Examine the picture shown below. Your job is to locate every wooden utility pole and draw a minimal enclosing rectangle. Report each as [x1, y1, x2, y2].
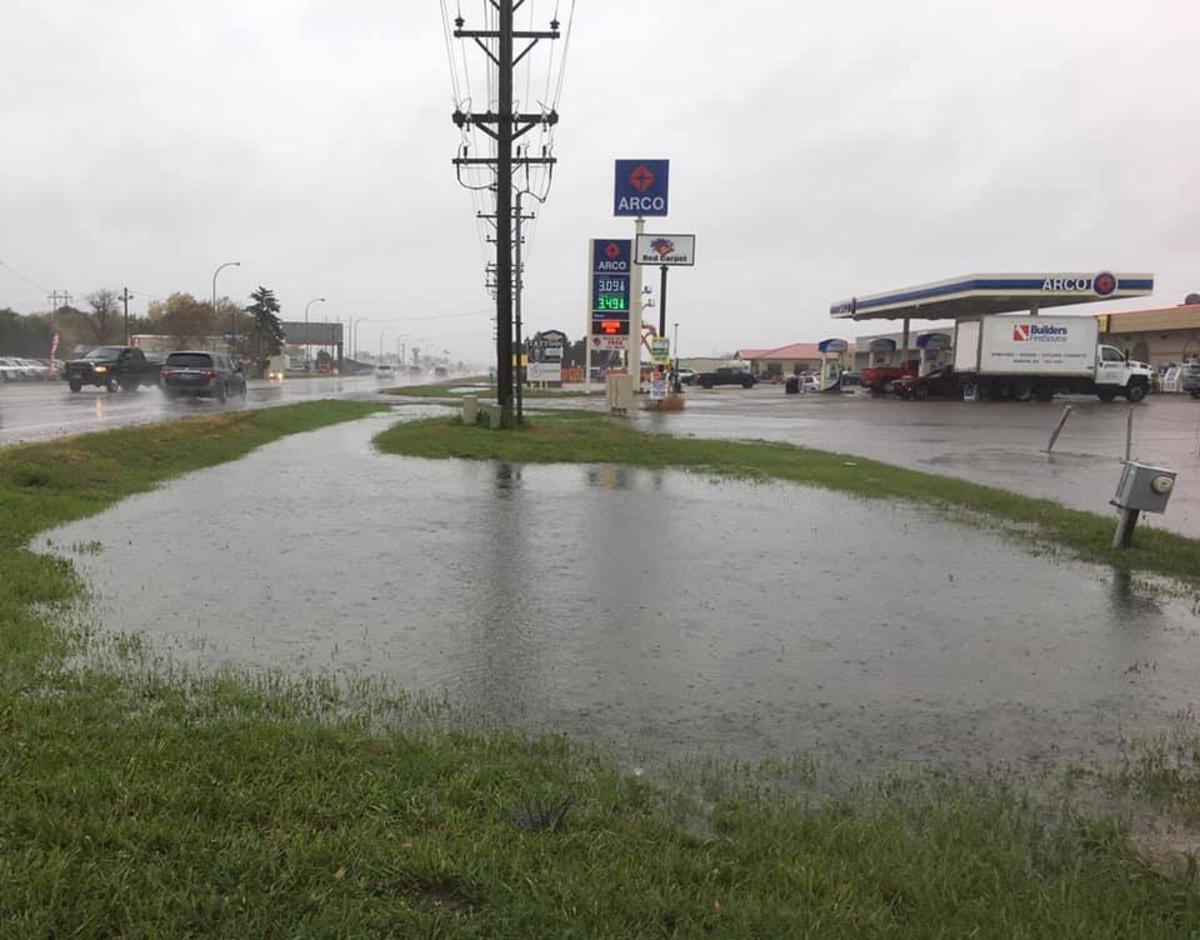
[451, 6, 559, 426]
[119, 287, 134, 344]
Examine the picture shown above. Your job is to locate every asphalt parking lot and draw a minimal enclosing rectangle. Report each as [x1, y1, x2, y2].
[636, 386, 1200, 537]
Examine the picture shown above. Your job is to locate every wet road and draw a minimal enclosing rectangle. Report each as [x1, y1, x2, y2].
[0, 373, 401, 446]
[636, 387, 1200, 537]
[41, 411, 1200, 773]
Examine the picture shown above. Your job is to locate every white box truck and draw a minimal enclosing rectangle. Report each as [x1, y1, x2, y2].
[948, 316, 1152, 402]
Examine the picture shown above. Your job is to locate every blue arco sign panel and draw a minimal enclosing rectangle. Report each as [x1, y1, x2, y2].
[614, 160, 669, 217]
[590, 238, 631, 336]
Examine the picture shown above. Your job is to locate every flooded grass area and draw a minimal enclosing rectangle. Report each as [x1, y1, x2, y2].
[41, 411, 1200, 774]
[7, 406, 1200, 933]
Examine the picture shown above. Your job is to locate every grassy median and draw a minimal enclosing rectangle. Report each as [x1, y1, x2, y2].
[2, 405, 1200, 934]
[375, 409, 1200, 590]
[384, 381, 593, 399]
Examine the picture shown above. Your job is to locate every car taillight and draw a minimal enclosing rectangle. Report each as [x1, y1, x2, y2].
[162, 368, 174, 377]
[203, 370, 216, 379]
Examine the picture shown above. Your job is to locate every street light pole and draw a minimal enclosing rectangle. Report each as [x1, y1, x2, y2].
[212, 261, 240, 355]
[304, 297, 326, 372]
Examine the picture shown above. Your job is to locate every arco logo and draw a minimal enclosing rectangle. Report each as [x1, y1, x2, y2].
[1094, 271, 1117, 296]
[629, 164, 656, 193]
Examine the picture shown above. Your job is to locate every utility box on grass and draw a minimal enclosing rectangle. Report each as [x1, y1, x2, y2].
[1113, 462, 1176, 514]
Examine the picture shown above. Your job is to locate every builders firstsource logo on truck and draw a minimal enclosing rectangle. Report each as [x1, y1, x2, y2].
[1013, 323, 1069, 343]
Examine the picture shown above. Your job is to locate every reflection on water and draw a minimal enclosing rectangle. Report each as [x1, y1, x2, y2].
[41, 410, 1200, 771]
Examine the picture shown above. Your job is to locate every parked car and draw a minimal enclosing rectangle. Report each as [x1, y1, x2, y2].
[0, 358, 25, 381]
[65, 346, 163, 392]
[161, 351, 247, 402]
[376, 364, 395, 380]
[1182, 361, 1200, 399]
[22, 358, 52, 379]
[696, 367, 757, 389]
[676, 368, 697, 385]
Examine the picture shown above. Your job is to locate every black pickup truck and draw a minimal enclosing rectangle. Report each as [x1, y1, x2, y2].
[65, 346, 163, 393]
[696, 367, 757, 389]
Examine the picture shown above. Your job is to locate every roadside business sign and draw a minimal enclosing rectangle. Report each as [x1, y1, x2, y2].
[650, 337, 671, 365]
[634, 234, 695, 267]
[589, 238, 632, 338]
[614, 159, 669, 217]
[528, 361, 562, 383]
[590, 334, 628, 351]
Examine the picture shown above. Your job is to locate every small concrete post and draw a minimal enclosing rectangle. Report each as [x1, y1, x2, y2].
[1044, 405, 1073, 453]
[1125, 408, 1134, 463]
[462, 395, 478, 425]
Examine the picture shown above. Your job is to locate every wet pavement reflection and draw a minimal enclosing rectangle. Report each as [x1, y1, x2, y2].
[40, 410, 1200, 772]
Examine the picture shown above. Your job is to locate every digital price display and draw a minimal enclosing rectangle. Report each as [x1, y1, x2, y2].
[592, 319, 630, 336]
[595, 294, 628, 312]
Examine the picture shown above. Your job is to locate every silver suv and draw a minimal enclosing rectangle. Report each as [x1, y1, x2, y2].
[1182, 361, 1200, 400]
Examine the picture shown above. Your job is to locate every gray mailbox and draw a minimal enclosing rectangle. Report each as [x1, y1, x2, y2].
[1113, 462, 1176, 514]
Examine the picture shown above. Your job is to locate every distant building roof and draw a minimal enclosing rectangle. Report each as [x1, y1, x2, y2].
[1099, 303, 1200, 334]
[756, 342, 822, 360]
[735, 348, 773, 359]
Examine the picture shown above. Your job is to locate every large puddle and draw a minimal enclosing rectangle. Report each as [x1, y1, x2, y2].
[39, 410, 1200, 771]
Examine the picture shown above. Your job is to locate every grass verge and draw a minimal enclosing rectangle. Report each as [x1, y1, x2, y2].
[375, 409, 1200, 589]
[384, 381, 594, 399]
[2, 404, 1199, 934]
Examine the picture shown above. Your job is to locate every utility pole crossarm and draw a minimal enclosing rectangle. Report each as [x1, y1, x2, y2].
[453, 156, 556, 166]
[453, 29, 559, 40]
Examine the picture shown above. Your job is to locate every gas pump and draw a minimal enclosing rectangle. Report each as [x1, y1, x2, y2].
[817, 338, 848, 392]
[868, 337, 897, 367]
[915, 333, 952, 377]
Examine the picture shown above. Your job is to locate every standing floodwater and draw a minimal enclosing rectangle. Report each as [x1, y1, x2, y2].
[41, 411, 1200, 770]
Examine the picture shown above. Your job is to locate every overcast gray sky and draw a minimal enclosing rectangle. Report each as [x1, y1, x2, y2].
[2, 1, 1197, 361]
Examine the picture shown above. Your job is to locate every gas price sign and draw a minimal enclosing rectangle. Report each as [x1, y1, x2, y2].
[589, 239, 631, 337]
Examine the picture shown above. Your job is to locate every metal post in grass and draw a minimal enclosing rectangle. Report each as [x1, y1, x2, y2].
[1044, 404, 1073, 453]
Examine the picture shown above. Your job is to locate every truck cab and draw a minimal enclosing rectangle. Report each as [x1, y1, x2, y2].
[1095, 345, 1152, 402]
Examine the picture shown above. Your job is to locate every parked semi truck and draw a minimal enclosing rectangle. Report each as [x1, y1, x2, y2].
[896, 316, 1152, 402]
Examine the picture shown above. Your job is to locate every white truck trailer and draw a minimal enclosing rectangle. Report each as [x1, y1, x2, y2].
[952, 316, 1151, 402]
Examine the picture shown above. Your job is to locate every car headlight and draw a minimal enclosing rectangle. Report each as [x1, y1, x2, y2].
[93, 365, 108, 373]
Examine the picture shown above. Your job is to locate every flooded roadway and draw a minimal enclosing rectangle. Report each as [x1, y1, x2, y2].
[40, 409, 1200, 773]
[0, 372, 407, 446]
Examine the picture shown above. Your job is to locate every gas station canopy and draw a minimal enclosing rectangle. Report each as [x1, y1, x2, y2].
[830, 272, 1154, 321]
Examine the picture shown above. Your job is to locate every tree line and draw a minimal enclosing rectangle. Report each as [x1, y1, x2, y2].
[0, 287, 285, 362]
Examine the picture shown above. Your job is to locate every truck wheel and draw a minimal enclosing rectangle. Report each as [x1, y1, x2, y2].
[741, 378, 753, 389]
[1124, 383, 1147, 403]
[68, 377, 82, 393]
[1096, 387, 1118, 403]
[105, 377, 119, 393]
[1034, 386, 1054, 403]
[1012, 382, 1034, 402]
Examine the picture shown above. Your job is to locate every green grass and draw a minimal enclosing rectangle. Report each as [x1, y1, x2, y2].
[385, 381, 594, 399]
[375, 409, 1200, 589]
[2, 404, 1200, 934]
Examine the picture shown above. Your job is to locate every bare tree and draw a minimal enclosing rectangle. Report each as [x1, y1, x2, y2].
[86, 289, 121, 344]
